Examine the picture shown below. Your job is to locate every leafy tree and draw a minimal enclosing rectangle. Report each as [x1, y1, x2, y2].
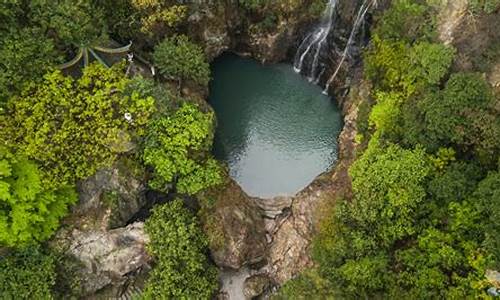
[0, 147, 77, 247]
[0, 246, 56, 299]
[312, 142, 431, 296]
[471, 170, 500, 266]
[0, 28, 60, 106]
[373, 0, 435, 42]
[142, 103, 222, 195]
[347, 141, 432, 246]
[143, 199, 218, 299]
[29, 0, 105, 47]
[131, 0, 187, 35]
[0, 0, 104, 105]
[2, 63, 156, 187]
[365, 37, 454, 95]
[153, 35, 210, 86]
[417, 73, 499, 162]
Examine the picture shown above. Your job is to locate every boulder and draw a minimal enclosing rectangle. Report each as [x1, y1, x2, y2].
[243, 274, 271, 299]
[198, 178, 268, 270]
[51, 222, 150, 297]
[72, 157, 147, 230]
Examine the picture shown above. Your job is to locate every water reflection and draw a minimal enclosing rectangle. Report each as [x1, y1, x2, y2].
[210, 54, 343, 198]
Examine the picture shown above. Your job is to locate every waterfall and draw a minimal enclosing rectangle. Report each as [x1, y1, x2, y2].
[293, 0, 338, 80]
[323, 0, 376, 93]
[293, 0, 377, 94]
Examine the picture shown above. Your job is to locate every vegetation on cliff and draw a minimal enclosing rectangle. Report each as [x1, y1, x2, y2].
[142, 199, 218, 299]
[0, 1, 223, 298]
[280, 0, 500, 298]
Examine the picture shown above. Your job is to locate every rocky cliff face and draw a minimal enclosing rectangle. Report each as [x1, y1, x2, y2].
[185, 1, 325, 63]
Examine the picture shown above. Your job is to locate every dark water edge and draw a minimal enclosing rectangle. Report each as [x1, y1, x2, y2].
[209, 53, 343, 198]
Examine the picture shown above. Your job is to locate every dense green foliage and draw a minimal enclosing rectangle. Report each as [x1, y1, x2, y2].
[143, 199, 218, 299]
[0, 147, 77, 247]
[288, 0, 500, 298]
[143, 103, 222, 195]
[0, 0, 104, 105]
[469, 0, 500, 14]
[153, 35, 211, 86]
[0, 246, 56, 299]
[2, 63, 155, 187]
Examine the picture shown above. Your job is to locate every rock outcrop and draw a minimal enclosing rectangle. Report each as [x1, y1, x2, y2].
[243, 274, 271, 299]
[51, 222, 150, 297]
[185, 1, 325, 63]
[72, 157, 147, 230]
[198, 178, 268, 270]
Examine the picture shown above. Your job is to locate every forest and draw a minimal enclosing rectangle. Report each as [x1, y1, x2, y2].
[0, 0, 499, 299]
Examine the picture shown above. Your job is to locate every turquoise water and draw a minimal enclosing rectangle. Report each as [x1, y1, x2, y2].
[210, 54, 343, 198]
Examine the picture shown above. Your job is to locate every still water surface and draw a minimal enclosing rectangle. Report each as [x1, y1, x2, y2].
[210, 54, 343, 198]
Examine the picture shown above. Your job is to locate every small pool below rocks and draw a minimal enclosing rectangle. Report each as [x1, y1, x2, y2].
[210, 54, 343, 198]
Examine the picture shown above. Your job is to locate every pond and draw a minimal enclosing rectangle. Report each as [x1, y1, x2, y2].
[209, 54, 343, 198]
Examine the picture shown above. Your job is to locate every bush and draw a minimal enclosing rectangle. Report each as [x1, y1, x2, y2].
[418, 73, 499, 162]
[469, 0, 500, 14]
[374, 0, 435, 42]
[0, 147, 77, 247]
[0, 27, 60, 105]
[131, 1, 187, 36]
[143, 199, 218, 299]
[153, 35, 210, 86]
[0, 246, 56, 299]
[142, 103, 222, 195]
[2, 63, 156, 187]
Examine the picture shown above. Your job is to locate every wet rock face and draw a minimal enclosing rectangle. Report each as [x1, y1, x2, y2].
[243, 274, 271, 299]
[185, 2, 323, 63]
[52, 222, 150, 297]
[199, 179, 268, 270]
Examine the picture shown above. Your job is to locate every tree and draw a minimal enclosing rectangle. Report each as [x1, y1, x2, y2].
[347, 141, 432, 245]
[29, 0, 105, 47]
[0, 147, 77, 247]
[0, 246, 56, 299]
[373, 0, 435, 42]
[142, 103, 222, 195]
[131, 1, 187, 35]
[418, 73, 499, 162]
[0, 27, 60, 105]
[143, 199, 218, 299]
[2, 63, 156, 187]
[153, 35, 210, 86]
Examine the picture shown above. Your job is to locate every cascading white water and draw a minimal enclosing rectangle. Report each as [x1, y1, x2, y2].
[293, 0, 377, 93]
[293, 0, 338, 80]
[323, 0, 376, 93]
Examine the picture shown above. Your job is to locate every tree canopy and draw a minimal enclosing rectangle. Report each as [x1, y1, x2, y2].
[2, 63, 155, 187]
[143, 199, 218, 299]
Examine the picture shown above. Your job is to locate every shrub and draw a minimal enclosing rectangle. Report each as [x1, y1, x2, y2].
[153, 35, 210, 86]
[131, 1, 187, 35]
[418, 73, 499, 162]
[0, 246, 56, 299]
[0, 147, 77, 247]
[0, 27, 60, 105]
[2, 63, 156, 187]
[142, 103, 222, 195]
[374, 0, 435, 42]
[469, 0, 500, 14]
[143, 199, 218, 299]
